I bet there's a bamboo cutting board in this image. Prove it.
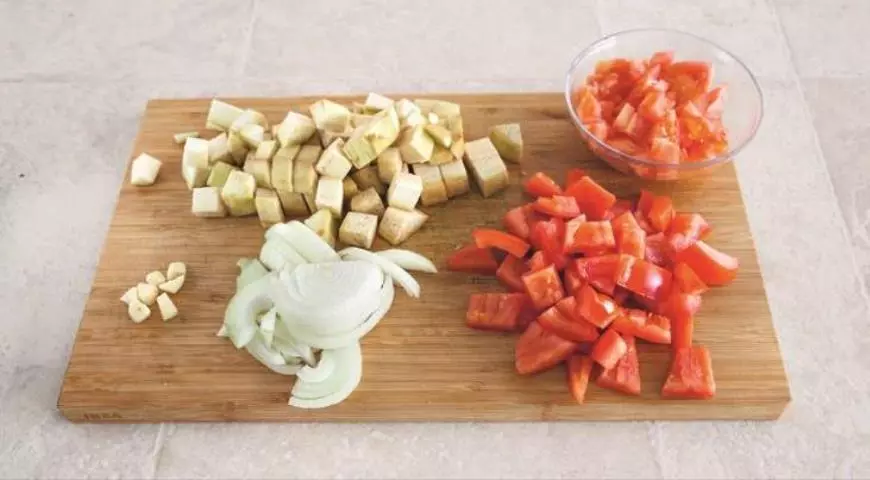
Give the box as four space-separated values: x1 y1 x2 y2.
58 93 789 422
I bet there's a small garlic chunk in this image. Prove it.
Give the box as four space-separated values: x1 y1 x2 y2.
167 262 186 280
156 293 178 321
159 275 185 294
137 282 159 306
127 299 151 323
145 270 166 286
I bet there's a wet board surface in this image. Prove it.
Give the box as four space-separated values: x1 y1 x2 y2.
58 93 789 422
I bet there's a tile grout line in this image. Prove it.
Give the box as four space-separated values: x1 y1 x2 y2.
766 0 870 308
148 422 170 479
237 0 259 77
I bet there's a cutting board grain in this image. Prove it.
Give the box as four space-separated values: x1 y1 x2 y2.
58 93 789 422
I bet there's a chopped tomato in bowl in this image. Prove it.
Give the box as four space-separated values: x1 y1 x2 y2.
564 29 763 180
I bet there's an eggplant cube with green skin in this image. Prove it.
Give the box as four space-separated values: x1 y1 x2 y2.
309 99 351 132
304 209 338 248
230 108 269 133
342 106 400 169
293 145 321 197
377 147 404 184
410 163 448 206
350 187 385 217
243 158 272 188
315 138 353 179
339 212 379 249
318 127 353 149
254 139 279 161
221 170 257 216
351 166 385 196
378 207 428 245
429 144 455 166
463 137 509 198
277 111 316 146
208 133 232 165
398 126 434 164
314 176 343 218
192 186 228 217
182 137 210 189
394 98 426 128
255 188 286 227
227 131 248 165
342 177 360 200
205 99 244 131
424 124 453 148
439 159 470 198
489 123 523 163
387 172 423 211
414 99 461 118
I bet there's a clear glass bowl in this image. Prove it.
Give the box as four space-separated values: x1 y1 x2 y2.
564 29 763 180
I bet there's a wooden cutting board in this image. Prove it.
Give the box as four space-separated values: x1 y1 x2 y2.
58 93 789 422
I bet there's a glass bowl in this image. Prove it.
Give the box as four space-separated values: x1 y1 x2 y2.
564 29 763 180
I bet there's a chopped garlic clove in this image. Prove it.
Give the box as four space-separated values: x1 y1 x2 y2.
137 282 159 305
167 262 186 280
364 93 394 111
159 275 185 294
145 270 167 286
120 287 138 305
128 299 151 323
130 153 162 186
424 124 453 148
156 293 178 321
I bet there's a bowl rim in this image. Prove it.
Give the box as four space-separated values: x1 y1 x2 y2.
563 28 764 171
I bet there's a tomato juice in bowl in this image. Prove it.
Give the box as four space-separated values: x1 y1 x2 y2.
564 29 763 180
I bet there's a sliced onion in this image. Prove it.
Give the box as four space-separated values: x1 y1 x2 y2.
289 342 362 408
375 249 437 273
296 353 335 383
270 261 384 334
224 274 281 348
259 308 277 347
246 336 303 376
339 247 420 298
259 239 306 272
287 275 394 349
266 221 340 263
236 258 269 291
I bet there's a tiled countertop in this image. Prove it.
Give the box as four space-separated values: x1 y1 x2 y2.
1 0 868 478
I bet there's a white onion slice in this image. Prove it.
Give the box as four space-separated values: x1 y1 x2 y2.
289 342 362 408
266 221 340 263
339 247 420 298
287 275 394 349
296 354 335 383
270 261 383 334
236 258 269 291
259 308 277 347
246 336 303 376
375 249 437 273
224 274 280 348
259 239 306 272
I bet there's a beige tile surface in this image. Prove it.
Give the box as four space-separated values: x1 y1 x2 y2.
597 0 794 80
775 0 870 77
1 0 869 478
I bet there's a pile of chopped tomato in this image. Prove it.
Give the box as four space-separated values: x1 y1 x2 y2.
448 170 738 401
573 51 729 165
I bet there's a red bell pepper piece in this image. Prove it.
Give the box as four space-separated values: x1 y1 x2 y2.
515 321 579 375
596 334 641 396
473 228 530 258
447 245 498 274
